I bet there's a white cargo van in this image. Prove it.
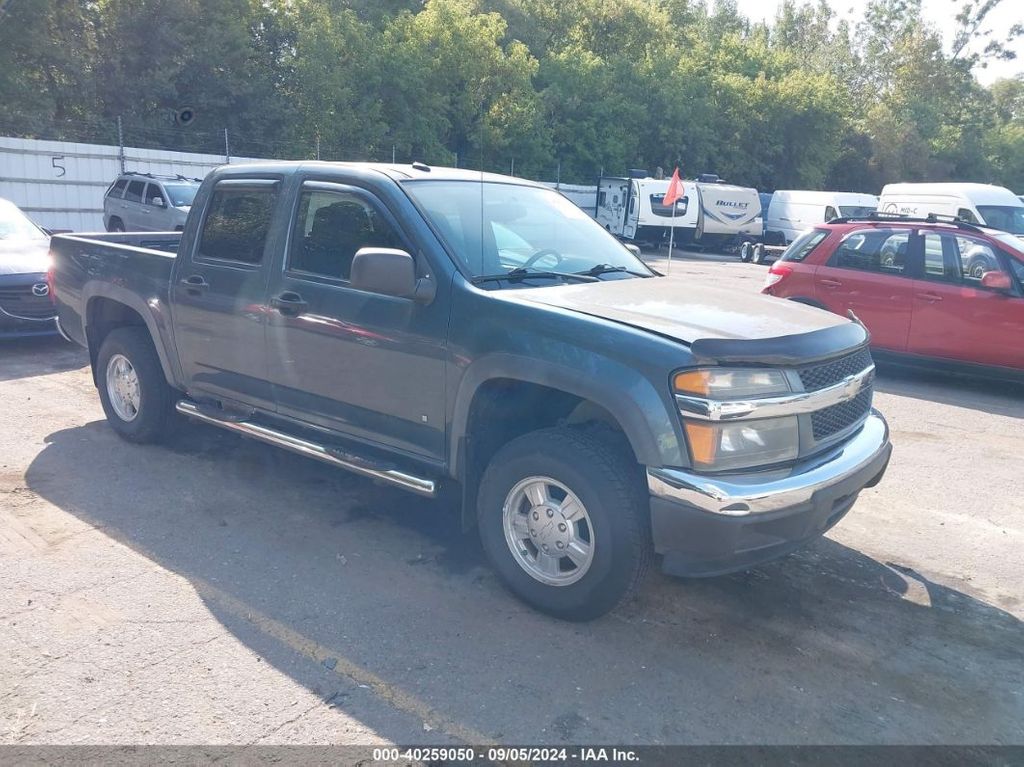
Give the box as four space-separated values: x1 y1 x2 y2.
878 183 1024 236
766 190 879 244
596 174 760 247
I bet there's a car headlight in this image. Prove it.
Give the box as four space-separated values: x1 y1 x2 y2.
673 368 799 471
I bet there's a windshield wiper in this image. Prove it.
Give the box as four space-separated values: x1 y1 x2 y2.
471 267 598 285
578 263 652 278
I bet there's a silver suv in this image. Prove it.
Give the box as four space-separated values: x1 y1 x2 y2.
103 172 200 232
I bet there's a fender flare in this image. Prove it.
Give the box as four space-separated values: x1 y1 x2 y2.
82 282 178 387
448 352 682 478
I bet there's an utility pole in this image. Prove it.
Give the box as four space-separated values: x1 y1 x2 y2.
510 158 515 176
556 161 561 189
224 128 230 164
116 116 125 174
392 145 396 164
315 130 321 161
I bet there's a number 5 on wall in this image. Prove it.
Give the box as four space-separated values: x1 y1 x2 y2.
52 156 66 177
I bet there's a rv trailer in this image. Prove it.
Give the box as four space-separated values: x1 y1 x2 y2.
595 173 761 248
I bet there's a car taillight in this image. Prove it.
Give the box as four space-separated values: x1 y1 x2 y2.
763 262 793 290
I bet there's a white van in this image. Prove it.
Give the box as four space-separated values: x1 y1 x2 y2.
596 175 760 247
766 190 878 244
877 183 1024 236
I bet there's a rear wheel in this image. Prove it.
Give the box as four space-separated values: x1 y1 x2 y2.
107 217 125 232
752 243 766 264
96 327 175 443
477 426 651 620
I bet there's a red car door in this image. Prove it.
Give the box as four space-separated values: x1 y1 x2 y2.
814 227 916 352
908 231 1024 370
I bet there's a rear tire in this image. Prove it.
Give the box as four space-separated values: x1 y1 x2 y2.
96 327 175 443
752 243 766 265
477 426 651 621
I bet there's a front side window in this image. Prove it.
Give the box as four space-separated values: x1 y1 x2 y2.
108 179 128 198
144 183 165 207
288 189 403 281
838 205 874 218
197 183 278 265
919 232 1007 286
957 208 980 225
824 206 838 222
976 205 1024 235
831 228 911 274
403 180 651 280
124 180 145 203
780 228 828 263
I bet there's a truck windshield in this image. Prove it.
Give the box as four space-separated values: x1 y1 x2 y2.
0 200 47 241
163 184 198 208
977 205 1024 235
838 205 875 218
404 180 652 280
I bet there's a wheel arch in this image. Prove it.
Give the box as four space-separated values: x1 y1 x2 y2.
84 287 176 389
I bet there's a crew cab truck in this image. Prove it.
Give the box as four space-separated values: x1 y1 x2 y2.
50 162 892 620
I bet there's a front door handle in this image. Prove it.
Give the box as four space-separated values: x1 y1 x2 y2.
820 278 842 289
179 275 209 293
917 292 943 303
271 291 308 316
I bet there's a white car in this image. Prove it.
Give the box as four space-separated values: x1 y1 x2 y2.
103 172 200 232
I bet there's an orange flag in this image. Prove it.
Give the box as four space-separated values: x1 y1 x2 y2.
663 167 683 207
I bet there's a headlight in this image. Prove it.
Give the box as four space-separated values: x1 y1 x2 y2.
674 368 799 471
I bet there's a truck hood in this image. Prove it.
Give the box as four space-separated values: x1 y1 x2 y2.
511 276 849 344
0 238 51 276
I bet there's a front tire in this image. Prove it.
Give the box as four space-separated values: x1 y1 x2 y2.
107 217 125 233
477 426 651 620
96 327 175 443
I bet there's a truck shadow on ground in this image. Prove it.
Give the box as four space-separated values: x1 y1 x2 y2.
0 336 88 383
25 420 1024 744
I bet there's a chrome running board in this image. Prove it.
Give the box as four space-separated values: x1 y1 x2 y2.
175 400 437 497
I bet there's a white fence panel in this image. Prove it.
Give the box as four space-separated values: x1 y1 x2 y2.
0 136 265 232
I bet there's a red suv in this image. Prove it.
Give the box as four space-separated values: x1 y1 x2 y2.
762 216 1024 378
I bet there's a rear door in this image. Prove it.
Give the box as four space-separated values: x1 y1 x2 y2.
908 231 1024 369
813 227 916 351
170 177 282 411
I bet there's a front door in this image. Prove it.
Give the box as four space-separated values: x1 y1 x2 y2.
265 181 447 460
814 227 917 352
143 182 173 231
908 231 1024 369
171 178 282 411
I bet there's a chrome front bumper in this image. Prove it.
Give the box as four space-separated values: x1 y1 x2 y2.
648 411 890 517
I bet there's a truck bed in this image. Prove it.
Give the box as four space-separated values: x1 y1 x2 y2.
49 231 182 350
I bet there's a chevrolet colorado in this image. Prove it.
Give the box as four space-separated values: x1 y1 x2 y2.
50 162 892 620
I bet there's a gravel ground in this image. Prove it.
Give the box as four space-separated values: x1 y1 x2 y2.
1 252 1022 746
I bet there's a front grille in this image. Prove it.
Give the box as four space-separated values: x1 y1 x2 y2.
811 387 872 440
798 348 873 391
0 285 56 320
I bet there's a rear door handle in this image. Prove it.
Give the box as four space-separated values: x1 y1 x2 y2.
820 278 842 289
179 275 209 293
271 291 308 316
917 292 943 303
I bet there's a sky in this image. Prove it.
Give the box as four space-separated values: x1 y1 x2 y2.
734 0 1024 85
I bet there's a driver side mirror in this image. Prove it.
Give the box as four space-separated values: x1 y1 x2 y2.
980 270 1012 292
624 243 642 258
350 247 435 303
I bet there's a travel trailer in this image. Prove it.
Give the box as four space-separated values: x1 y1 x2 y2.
877 183 1024 236
766 190 879 244
595 173 761 248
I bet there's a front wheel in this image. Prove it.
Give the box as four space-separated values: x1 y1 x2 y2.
477 426 651 620
96 327 176 443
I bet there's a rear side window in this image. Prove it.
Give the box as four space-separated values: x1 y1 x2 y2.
124 180 145 203
197 183 278 265
830 228 911 274
780 228 828 263
107 179 127 198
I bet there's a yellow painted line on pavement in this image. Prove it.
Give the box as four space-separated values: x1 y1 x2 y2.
192 577 492 745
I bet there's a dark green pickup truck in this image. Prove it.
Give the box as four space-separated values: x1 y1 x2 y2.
50 162 891 620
